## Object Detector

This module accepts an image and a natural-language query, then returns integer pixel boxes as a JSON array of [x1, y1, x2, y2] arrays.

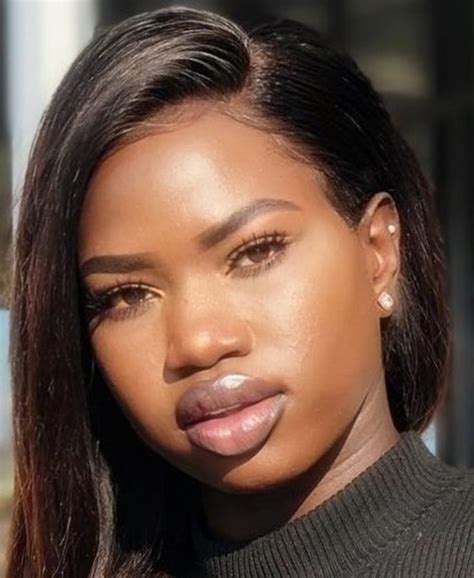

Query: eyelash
[[83, 280, 155, 325], [226, 229, 290, 278], [84, 229, 290, 324]]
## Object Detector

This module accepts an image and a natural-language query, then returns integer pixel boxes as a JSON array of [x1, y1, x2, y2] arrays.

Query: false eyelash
[[83, 289, 108, 320], [82, 279, 151, 322], [226, 229, 290, 277]]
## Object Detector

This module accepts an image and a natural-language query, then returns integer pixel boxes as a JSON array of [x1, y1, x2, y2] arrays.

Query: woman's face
[[78, 104, 392, 492]]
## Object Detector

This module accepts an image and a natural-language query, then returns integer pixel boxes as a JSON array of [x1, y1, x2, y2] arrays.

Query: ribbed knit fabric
[[188, 431, 474, 577]]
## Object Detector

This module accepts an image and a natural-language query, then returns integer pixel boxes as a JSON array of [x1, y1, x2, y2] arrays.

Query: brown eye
[[227, 231, 290, 278], [110, 286, 153, 308], [84, 282, 159, 327], [245, 244, 272, 264]]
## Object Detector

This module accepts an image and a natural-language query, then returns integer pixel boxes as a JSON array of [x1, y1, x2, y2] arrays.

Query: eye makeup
[[82, 228, 292, 325], [226, 229, 291, 278], [83, 280, 158, 325]]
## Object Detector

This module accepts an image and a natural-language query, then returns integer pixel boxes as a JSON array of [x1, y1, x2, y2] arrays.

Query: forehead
[[87, 106, 318, 195], [78, 107, 330, 257]]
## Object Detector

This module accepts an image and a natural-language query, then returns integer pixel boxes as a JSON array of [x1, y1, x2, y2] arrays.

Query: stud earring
[[377, 291, 394, 311], [387, 224, 396, 235]]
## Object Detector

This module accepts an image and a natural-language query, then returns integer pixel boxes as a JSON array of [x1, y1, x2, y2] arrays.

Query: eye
[[109, 285, 154, 308], [84, 282, 158, 325], [227, 230, 290, 278]]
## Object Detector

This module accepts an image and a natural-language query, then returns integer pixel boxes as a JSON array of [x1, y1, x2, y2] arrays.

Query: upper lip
[[176, 374, 283, 428]]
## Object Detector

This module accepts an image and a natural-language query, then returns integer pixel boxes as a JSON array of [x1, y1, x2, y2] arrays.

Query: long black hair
[[7, 6, 450, 576]]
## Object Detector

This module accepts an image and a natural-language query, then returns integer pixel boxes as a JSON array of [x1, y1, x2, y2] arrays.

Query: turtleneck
[[188, 431, 474, 577]]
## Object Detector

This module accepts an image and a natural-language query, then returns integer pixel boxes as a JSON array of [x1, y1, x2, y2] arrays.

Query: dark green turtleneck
[[188, 431, 474, 577]]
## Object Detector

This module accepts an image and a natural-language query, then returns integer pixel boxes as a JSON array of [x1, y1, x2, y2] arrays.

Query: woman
[[6, 5, 473, 577]]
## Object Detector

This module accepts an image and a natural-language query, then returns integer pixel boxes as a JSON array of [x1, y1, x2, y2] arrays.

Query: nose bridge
[[164, 274, 253, 373]]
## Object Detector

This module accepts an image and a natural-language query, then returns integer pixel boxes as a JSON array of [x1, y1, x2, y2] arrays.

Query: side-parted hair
[[7, 6, 450, 577]]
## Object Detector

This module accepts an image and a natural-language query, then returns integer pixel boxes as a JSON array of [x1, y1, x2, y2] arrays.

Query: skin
[[78, 102, 401, 542]]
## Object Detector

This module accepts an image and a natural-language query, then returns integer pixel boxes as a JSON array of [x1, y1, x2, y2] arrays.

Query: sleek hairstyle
[[7, 6, 450, 577]]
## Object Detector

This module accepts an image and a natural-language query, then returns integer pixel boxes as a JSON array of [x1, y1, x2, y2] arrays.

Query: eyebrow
[[79, 253, 156, 278], [195, 198, 302, 250], [79, 197, 301, 278]]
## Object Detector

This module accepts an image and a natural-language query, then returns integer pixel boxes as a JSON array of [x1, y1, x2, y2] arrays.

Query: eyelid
[[85, 277, 159, 297], [106, 281, 154, 296]]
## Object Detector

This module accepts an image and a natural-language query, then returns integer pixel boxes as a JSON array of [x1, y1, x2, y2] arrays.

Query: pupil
[[122, 288, 144, 305], [249, 245, 269, 263]]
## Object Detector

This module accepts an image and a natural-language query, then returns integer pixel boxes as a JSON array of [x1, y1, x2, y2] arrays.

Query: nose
[[163, 288, 254, 379]]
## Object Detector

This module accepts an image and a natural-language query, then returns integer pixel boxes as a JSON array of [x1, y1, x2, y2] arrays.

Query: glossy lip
[[176, 373, 284, 429], [184, 393, 287, 456]]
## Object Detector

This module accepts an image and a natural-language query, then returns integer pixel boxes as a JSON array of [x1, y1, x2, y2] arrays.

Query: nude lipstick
[[176, 374, 287, 456]]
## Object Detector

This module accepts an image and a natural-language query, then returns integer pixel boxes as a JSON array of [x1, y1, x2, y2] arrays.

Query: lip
[[176, 374, 287, 456], [184, 393, 287, 456], [176, 374, 284, 428]]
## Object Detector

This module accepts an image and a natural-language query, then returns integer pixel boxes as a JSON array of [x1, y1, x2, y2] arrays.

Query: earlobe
[[357, 192, 401, 317]]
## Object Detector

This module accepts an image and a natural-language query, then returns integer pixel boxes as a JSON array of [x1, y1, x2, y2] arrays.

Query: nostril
[[164, 348, 249, 383], [165, 321, 254, 368], [220, 349, 244, 362], [179, 365, 201, 380]]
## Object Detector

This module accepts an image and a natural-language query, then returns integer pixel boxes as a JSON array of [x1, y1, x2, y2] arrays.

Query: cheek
[[251, 231, 382, 477], [261, 228, 379, 382], [90, 320, 179, 453]]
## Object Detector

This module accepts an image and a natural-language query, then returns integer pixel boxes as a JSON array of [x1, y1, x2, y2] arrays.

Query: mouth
[[185, 400, 257, 425], [183, 393, 287, 457]]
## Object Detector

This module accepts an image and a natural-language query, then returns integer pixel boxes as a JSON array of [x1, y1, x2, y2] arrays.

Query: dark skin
[[78, 102, 401, 542]]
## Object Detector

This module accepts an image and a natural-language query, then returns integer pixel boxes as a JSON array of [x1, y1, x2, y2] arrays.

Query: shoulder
[[360, 461, 474, 577], [398, 469, 474, 576], [426, 461, 474, 532]]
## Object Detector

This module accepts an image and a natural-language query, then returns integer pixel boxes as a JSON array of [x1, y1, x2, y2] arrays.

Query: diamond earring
[[387, 224, 396, 235], [377, 291, 394, 311]]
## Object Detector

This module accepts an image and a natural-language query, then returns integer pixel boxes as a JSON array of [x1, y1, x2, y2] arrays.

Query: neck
[[199, 381, 400, 542]]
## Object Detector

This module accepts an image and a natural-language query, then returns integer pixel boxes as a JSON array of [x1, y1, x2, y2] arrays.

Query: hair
[[6, 5, 450, 577]]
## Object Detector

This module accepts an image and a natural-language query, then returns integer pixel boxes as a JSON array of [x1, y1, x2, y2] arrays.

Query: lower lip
[[183, 394, 287, 457]]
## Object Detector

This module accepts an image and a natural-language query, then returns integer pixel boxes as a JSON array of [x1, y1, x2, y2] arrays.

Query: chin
[[188, 445, 312, 495]]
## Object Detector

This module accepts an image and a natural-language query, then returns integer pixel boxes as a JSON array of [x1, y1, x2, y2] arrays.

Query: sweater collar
[[190, 431, 457, 577]]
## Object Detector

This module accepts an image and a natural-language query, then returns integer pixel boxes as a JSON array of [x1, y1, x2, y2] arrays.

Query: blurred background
[[0, 0, 472, 573]]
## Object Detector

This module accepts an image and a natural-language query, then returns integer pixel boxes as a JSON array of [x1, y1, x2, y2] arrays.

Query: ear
[[356, 192, 401, 318]]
